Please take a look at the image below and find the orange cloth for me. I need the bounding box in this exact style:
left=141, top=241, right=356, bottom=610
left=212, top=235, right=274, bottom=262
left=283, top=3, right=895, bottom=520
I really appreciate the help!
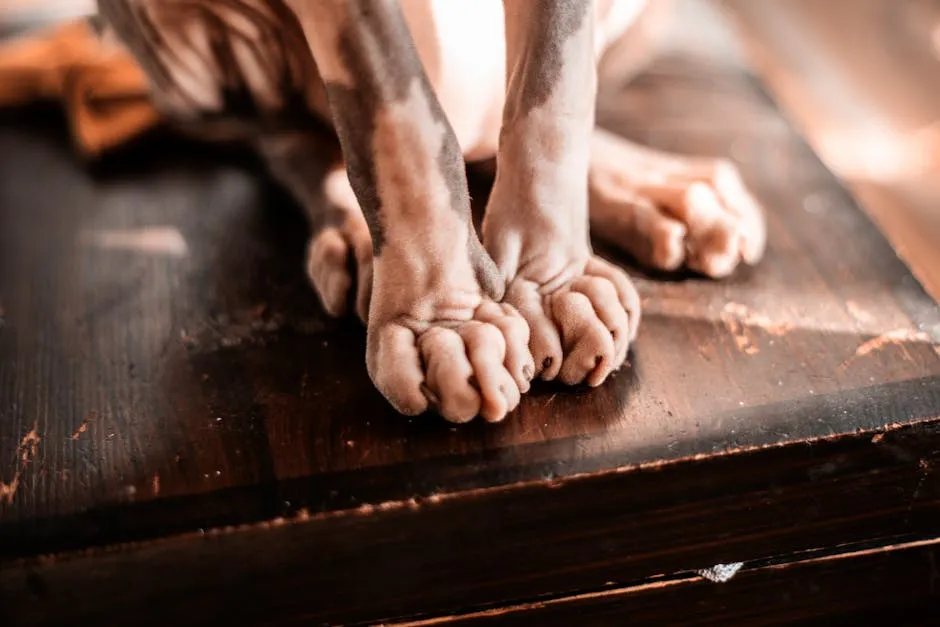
left=0, top=20, right=162, bottom=157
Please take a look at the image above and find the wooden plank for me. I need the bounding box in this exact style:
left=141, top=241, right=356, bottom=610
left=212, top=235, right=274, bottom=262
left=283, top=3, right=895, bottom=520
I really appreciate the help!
left=386, top=538, right=940, bottom=627
left=2, top=417, right=939, bottom=625
left=1, top=1, right=939, bottom=624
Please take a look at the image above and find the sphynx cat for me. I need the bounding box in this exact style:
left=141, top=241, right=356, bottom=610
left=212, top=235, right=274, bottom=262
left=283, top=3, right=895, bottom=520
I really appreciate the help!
left=96, top=0, right=766, bottom=423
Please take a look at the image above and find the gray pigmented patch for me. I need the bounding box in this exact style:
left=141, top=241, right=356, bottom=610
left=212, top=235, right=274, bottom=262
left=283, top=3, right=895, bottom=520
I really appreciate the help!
left=468, top=233, right=505, bottom=301
left=102, top=0, right=491, bottom=278
left=324, top=1, right=470, bottom=256
left=319, top=83, right=387, bottom=251
left=511, top=0, right=592, bottom=118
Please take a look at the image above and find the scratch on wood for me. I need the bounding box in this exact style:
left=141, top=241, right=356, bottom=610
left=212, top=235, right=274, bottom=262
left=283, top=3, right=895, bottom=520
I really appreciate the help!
left=722, top=314, right=758, bottom=355
left=0, top=420, right=41, bottom=504
left=720, top=302, right=793, bottom=355
left=383, top=576, right=691, bottom=626
left=841, top=328, right=938, bottom=369
left=178, top=304, right=286, bottom=352
left=19, top=422, right=40, bottom=463
left=640, top=288, right=910, bottom=338
left=856, top=329, right=931, bottom=357
left=70, top=418, right=91, bottom=440
left=0, top=479, right=17, bottom=504
left=724, top=303, right=794, bottom=336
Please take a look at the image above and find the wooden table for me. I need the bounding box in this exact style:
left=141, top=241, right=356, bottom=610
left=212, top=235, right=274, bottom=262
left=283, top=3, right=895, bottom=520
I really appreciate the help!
left=2, top=3, right=939, bottom=625
left=720, top=0, right=940, bottom=305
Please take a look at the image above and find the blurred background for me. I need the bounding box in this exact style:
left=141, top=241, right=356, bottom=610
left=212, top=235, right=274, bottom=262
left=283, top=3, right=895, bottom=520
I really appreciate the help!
left=0, top=0, right=92, bottom=37
left=1, top=0, right=938, bottom=298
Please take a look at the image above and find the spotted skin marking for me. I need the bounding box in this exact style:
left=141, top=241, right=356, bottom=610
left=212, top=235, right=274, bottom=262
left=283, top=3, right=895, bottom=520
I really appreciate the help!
left=482, top=0, right=642, bottom=388
left=313, top=1, right=503, bottom=298
left=322, top=3, right=469, bottom=258
left=283, top=0, right=527, bottom=421
left=509, top=0, right=593, bottom=119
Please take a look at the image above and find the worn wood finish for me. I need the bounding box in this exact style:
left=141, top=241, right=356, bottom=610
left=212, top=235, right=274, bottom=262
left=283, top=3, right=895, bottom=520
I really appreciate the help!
left=3, top=416, right=940, bottom=625
left=1, top=2, right=940, bottom=624
left=386, top=538, right=940, bottom=627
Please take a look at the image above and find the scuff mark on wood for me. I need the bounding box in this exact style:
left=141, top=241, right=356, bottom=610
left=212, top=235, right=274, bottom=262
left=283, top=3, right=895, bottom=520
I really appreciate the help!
left=176, top=304, right=296, bottom=353
left=0, top=420, right=41, bottom=505
left=639, top=286, right=921, bottom=339
left=0, top=479, right=18, bottom=505
left=841, top=328, right=939, bottom=369
left=720, top=302, right=793, bottom=355
left=856, top=329, right=931, bottom=358
left=70, top=417, right=91, bottom=441
left=18, top=422, right=40, bottom=464
left=721, top=314, right=758, bottom=355
left=723, top=303, right=794, bottom=336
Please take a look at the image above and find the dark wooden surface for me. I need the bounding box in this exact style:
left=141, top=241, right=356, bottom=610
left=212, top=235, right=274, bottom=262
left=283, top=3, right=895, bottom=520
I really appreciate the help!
left=3, top=416, right=939, bottom=625
left=387, top=538, right=940, bottom=627
left=2, top=2, right=940, bottom=625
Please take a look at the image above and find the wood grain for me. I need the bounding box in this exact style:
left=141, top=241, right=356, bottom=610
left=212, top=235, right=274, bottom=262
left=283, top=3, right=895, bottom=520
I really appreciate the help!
left=3, top=415, right=939, bottom=624
left=385, top=538, right=940, bottom=627
left=1, top=1, right=939, bottom=624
